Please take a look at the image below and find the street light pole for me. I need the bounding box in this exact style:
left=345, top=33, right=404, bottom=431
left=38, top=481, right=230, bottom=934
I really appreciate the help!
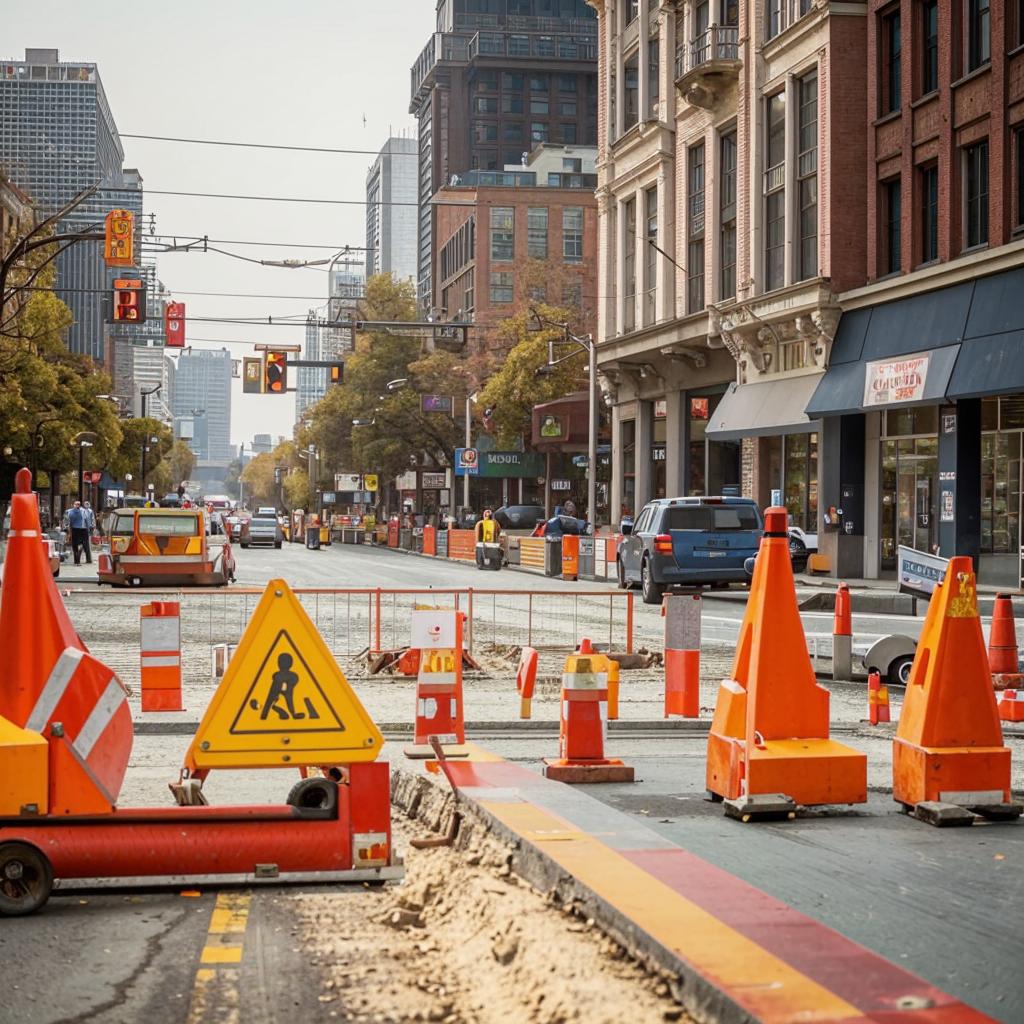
left=140, top=383, right=162, bottom=493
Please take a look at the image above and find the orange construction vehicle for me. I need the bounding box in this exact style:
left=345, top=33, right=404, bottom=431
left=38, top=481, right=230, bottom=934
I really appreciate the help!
left=97, top=507, right=235, bottom=588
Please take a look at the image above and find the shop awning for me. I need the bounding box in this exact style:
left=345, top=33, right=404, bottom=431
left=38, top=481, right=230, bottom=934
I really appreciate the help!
left=706, top=374, right=823, bottom=440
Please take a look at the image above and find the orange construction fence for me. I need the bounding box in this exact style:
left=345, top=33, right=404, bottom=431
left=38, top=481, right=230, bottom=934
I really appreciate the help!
left=447, top=529, right=476, bottom=561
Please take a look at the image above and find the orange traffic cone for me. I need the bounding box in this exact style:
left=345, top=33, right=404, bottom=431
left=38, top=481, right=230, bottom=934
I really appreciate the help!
left=988, top=593, right=1023, bottom=689
left=868, top=670, right=891, bottom=725
left=516, top=646, right=539, bottom=719
left=543, top=638, right=633, bottom=783
left=997, top=689, right=1024, bottom=723
left=0, top=469, right=132, bottom=809
left=405, top=611, right=467, bottom=759
left=893, top=557, right=1020, bottom=824
left=706, top=507, right=866, bottom=815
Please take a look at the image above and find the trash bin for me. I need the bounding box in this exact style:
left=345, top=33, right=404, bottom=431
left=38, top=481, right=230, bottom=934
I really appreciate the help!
left=306, top=529, right=320, bottom=551
left=578, top=536, right=595, bottom=579
left=544, top=536, right=563, bottom=577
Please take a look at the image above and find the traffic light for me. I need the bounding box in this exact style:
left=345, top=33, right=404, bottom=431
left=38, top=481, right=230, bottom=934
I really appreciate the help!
left=264, top=351, right=287, bottom=393
left=104, top=209, right=134, bottom=267
left=111, top=278, right=147, bottom=323
left=329, top=363, right=344, bottom=385
left=165, top=302, right=186, bottom=348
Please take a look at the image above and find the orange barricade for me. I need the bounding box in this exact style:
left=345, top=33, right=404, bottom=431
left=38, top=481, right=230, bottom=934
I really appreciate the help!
left=519, top=536, right=546, bottom=570
left=867, top=670, right=890, bottom=725
left=423, top=525, right=437, bottom=556
left=997, top=689, right=1024, bottom=723
left=516, top=646, right=539, bottom=719
left=446, top=529, right=476, bottom=562
left=561, top=535, right=580, bottom=580
left=663, top=594, right=701, bottom=719
left=406, top=609, right=467, bottom=758
left=140, top=601, right=183, bottom=712
left=705, top=506, right=866, bottom=813
left=893, top=556, right=1019, bottom=821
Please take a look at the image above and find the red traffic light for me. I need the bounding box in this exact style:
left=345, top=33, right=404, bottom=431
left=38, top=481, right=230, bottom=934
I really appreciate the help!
left=165, top=302, right=186, bottom=348
left=265, top=351, right=287, bottom=393
left=111, top=278, right=146, bottom=323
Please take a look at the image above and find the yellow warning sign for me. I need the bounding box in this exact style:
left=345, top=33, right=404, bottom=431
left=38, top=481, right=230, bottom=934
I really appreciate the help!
left=185, top=579, right=383, bottom=770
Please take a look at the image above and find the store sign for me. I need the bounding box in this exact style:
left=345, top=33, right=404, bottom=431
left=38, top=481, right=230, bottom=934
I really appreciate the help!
left=651, top=444, right=666, bottom=461
left=539, top=414, right=563, bottom=437
left=551, top=479, right=572, bottom=491
left=653, top=399, right=667, bottom=419
left=321, top=491, right=337, bottom=505
left=897, top=544, right=949, bottom=598
left=422, top=472, right=447, bottom=489
left=864, top=354, right=930, bottom=407
left=421, top=394, right=453, bottom=414
left=454, top=449, right=544, bottom=478
left=454, top=448, right=479, bottom=475
left=335, top=473, right=362, bottom=491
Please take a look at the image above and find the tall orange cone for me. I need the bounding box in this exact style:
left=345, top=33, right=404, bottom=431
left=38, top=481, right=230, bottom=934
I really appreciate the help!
left=988, top=593, right=1022, bottom=689
left=0, top=469, right=133, bottom=807
left=893, top=557, right=1020, bottom=824
left=706, top=507, right=866, bottom=815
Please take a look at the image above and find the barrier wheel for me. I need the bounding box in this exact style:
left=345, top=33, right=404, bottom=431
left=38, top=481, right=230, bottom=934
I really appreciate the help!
left=129, top=576, right=144, bottom=588
left=0, top=842, right=53, bottom=916
left=286, top=777, right=338, bottom=812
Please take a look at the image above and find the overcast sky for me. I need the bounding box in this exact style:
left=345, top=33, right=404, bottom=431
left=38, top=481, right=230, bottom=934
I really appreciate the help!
left=1, top=0, right=435, bottom=448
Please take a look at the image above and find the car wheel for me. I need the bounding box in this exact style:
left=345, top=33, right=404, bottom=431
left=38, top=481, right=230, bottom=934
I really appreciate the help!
left=641, top=557, right=664, bottom=605
left=616, top=557, right=629, bottom=590
left=789, top=537, right=808, bottom=573
left=889, top=655, right=914, bottom=687
left=0, top=842, right=53, bottom=917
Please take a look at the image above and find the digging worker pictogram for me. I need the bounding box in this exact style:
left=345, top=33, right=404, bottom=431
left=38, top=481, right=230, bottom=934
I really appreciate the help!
left=259, top=652, right=317, bottom=721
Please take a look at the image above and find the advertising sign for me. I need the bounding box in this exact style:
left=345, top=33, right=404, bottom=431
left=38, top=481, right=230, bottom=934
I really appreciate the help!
left=422, top=472, right=447, bottom=489
left=897, top=545, right=949, bottom=598
left=455, top=448, right=480, bottom=476
left=421, top=395, right=453, bottom=414
left=864, top=354, right=930, bottom=407
left=363, top=474, right=378, bottom=492
left=335, top=473, right=362, bottom=491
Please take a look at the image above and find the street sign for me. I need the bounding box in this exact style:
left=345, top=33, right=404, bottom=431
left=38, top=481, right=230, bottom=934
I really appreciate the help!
left=897, top=545, right=949, bottom=598
left=185, top=579, right=383, bottom=768
left=242, top=357, right=263, bottom=394
left=454, top=448, right=479, bottom=476
left=421, top=395, right=453, bottom=414
left=363, top=474, right=378, bottom=492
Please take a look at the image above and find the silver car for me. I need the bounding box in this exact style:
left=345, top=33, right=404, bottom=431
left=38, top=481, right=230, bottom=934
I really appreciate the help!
left=240, top=515, right=283, bottom=549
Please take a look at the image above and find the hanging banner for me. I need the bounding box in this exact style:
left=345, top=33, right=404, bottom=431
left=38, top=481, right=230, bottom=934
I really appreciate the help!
left=864, top=354, right=930, bottom=407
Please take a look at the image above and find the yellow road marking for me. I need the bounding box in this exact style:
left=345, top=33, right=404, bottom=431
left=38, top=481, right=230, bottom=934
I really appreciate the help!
left=186, top=892, right=252, bottom=1024
left=200, top=945, right=244, bottom=964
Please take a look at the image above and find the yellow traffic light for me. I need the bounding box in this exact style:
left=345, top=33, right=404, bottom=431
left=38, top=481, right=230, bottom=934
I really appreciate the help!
left=265, top=351, right=287, bottom=394
left=104, top=210, right=134, bottom=267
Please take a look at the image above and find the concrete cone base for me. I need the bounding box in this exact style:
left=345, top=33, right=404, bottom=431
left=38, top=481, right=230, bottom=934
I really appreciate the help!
left=543, top=758, right=634, bottom=784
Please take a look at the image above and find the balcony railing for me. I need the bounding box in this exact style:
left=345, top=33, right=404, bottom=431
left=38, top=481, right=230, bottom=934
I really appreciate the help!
left=674, top=25, right=740, bottom=79
left=469, top=30, right=597, bottom=62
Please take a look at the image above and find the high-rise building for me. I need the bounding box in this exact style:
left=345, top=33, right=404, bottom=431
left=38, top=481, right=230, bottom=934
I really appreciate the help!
left=365, top=135, right=419, bottom=285
left=252, top=434, right=273, bottom=455
left=409, top=0, right=598, bottom=310
left=296, top=309, right=323, bottom=421
left=324, top=262, right=364, bottom=360
left=170, top=349, right=233, bottom=462
left=0, top=49, right=140, bottom=359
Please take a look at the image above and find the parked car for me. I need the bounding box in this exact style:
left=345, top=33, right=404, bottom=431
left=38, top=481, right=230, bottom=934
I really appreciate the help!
left=223, top=510, right=250, bottom=541
left=493, top=505, right=545, bottom=532
left=617, top=496, right=764, bottom=604
left=240, top=515, right=284, bottom=549
left=788, top=524, right=818, bottom=573
left=159, top=493, right=182, bottom=508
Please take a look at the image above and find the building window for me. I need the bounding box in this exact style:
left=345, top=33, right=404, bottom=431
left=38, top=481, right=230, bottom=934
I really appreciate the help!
left=474, top=96, right=498, bottom=114
left=527, top=207, right=548, bottom=259
left=474, top=123, right=498, bottom=143
left=624, top=51, right=639, bottom=130
left=562, top=282, right=581, bottom=309
left=503, top=94, right=524, bottom=114
left=626, top=0, right=639, bottom=24
left=920, top=164, right=939, bottom=262
left=764, top=93, right=786, bottom=291
left=966, top=0, right=991, bottom=72
left=922, top=0, right=938, bottom=94
left=880, top=8, right=901, bottom=114
left=797, top=73, right=818, bottom=281
left=558, top=75, right=577, bottom=92
left=563, top=207, right=583, bottom=264
left=688, top=142, right=706, bottom=314
left=562, top=123, right=577, bottom=144
left=530, top=97, right=549, bottom=115
left=623, top=198, right=636, bottom=332
left=648, top=35, right=660, bottom=119
left=529, top=74, right=549, bottom=92
left=720, top=131, right=737, bottom=300
left=1016, top=128, right=1024, bottom=231
left=883, top=178, right=901, bottom=274
left=964, top=139, right=989, bottom=248
left=767, top=0, right=782, bottom=39
left=1017, top=0, right=1024, bottom=47
left=560, top=100, right=577, bottom=116
left=502, top=72, right=524, bottom=91
left=489, top=270, right=513, bottom=304
left=644, top=186, right=658, bottom=325
left=531, top=122, right=548, bottom=143
left=503, top=122, right=522, bottom=143
left=490, top=207, right=514, bottom=261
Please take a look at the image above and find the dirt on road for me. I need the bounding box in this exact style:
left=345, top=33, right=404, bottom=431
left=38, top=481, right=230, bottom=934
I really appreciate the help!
left=292, top=819, right=687, bottom=1024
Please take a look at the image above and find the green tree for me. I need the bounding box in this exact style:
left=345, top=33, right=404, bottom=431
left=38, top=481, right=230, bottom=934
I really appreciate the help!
left=166, top=440, right=196, bottom=490
left=282, top=468, right=313, bottom=511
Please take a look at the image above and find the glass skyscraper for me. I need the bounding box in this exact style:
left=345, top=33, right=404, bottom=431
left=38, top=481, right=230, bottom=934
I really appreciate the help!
left=171, top=348, right=233, bottom=463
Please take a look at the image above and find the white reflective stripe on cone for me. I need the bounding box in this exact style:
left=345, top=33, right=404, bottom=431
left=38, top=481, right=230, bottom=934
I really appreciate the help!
left=75, top=677, right=125, bottom=759
left=8, top=529, right=39, bottom=537
left=141, top=617, right=180, bottom=651
left=25, top=648, right=85, bottom=732
left=561, top=671, right=605, bottom=690
left=140, top=654, right=181, bottom=668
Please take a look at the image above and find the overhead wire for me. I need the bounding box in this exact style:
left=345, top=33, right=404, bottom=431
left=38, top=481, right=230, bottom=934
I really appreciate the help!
left=121, top=133, right=382, bottom=156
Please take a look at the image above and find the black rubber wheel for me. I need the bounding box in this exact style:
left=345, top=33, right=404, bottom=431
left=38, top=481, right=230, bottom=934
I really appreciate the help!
left=641, top=558, right=664, bottom=605
left=889, top=655, right=914, bottom=687
left=0, top=842, right=53, bottom=917
left=286, top=777, right=338, bottom=811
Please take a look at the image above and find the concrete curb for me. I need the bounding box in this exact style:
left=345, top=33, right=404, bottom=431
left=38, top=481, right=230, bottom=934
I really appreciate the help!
left=390, top=768, right=744, bottom=1024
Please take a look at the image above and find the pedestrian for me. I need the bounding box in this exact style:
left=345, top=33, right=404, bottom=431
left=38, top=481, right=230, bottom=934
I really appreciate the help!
left=82, top=501, right=97, bottom=563
left=66, top=500, right=89, bottom=565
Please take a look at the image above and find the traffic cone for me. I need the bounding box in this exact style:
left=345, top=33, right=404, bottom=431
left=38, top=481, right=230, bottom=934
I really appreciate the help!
left=868, top=670, right=891, bottom=725
left=832, top=583, right=853, bottom=681
left=0, top=469, right=132, bottom=808
left=543, top=638, right=633, bottom=783
left=893, top=557, right=1020, bottom=823
left=997, top=689, right=1024, bottom=723
left=988, top=594, right=1023, bottom=689
left=706, top=507, right=866, bottom=813
left=404, top=611, right=467, bottom=759
left=516, top=646, right=539, bottom=719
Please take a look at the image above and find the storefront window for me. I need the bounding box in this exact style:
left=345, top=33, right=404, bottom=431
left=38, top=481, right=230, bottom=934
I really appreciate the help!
left=880, top=437, right=938, bottom=570
left=784, top=433, right=818, bottom=532
left=622, top=419, right=636, bottom=516
left=884, top=406, right=939, bottom=436
left=652, top=412, right=667, bottom=499
left=688, top=392, right=740, bottom=496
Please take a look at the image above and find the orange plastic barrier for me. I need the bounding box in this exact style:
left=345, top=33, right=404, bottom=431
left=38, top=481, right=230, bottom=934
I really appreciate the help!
left=423, top=525, right=437, bottom=557
left=663, top=594, right=701, bottom=719
left=446, top=529, right=476, bottom=562
left=561, top=534, right=580, bottom=580
left=543, top=638, right=633, bottom=783
left=893, top=557, right=1016, bottom=815
left=140, top=601, right=182, bottom=712
left=997, top=689, right=1024, bottom=723
left=515, top=646, right=539, bottom=719
left=705, top=506, right=866, bottom=809
left=519, top=536, right=546, bottom=569
left=406, top=610, right=466, bottom=758
left=868, top=670, right=890, bottom=725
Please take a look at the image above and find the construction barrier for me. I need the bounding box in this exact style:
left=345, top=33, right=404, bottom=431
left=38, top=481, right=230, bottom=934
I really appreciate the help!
left=519, top=536, right=546, bottom=569
left=446, top=529, right=475, bottom=562
left=867, top=670, right=891, bottom=725
left=706, top=506, right=866, bottom=817
left=893, top=556, right=1020, bottom=824
left=997, top=689, right=1024, bottom=723
left=435, top=528, right=448, bottom=558
left=405, top=609, right=466, bottom=758
left=663, top=593, right=700, bottom=718
left=422, top=525, right=436, bottom=557
left=139, top=601, right=183, bottom=712
left=543, top=638, right=633, bottom=783
left=832, top=582, right=853, bottom=681
left=561, top=534, right=580, bottom=581
left=515, top=646, right=539, bottom=719
left=988, top=593, right=1023, bottom=689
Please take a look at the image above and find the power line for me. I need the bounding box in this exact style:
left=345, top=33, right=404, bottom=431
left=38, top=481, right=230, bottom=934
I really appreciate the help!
left=27, top=286, right=335, bottom=300
left=143, top=189, right=422, bottom=207
left=121, top=133, right=382, bottom=156
left=147, top=235, right=371, bottom=251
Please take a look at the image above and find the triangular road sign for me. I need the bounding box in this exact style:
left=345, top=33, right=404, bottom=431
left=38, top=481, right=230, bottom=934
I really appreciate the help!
left=186, top=579, right=383, bottom=769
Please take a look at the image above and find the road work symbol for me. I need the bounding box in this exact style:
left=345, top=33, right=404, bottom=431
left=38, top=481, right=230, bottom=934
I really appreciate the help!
left=184, top=578, right=383, bottom=769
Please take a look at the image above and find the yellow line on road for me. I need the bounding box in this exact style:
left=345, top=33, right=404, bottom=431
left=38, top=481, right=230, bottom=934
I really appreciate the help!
left=186, top=892, right=252, bottom=1024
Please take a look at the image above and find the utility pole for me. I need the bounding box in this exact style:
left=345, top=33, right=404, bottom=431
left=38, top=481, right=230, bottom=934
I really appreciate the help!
left=139, top=383, right=162, bottom=493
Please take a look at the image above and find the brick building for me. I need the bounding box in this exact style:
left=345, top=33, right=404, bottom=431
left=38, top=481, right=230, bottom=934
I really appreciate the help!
left=433, top=144, right=598, bottom=348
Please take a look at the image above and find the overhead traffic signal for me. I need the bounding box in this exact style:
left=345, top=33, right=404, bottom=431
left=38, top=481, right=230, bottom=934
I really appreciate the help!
left=165, top=302, right=186, bottom=348
left=104, top=209, right=135, bottom=267
left=329, top=363, right=344, bottom=385
left=111, top=278, right=146, bottom=323
left=264, top=351, right=287, bottom=393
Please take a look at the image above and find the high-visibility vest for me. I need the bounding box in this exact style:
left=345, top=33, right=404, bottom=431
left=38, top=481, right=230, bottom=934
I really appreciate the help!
left=478, top=519, right=498, bottom=543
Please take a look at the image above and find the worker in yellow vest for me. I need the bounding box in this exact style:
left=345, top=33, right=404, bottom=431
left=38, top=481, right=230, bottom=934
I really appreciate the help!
left=474, top=508, right=502, bottom=569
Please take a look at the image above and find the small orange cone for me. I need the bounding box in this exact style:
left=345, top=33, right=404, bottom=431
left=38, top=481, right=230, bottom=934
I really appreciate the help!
left=893, top=557, right=1020, bottom=822
left=868, top=670, right=891, bottom=725
left=988, top=593, right=1023, bottom=689
left=543, top=638, right=633, bottom=783
left=706, top=507, right=866, bottom=812
left=515, top=646, right=539, bottom=719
